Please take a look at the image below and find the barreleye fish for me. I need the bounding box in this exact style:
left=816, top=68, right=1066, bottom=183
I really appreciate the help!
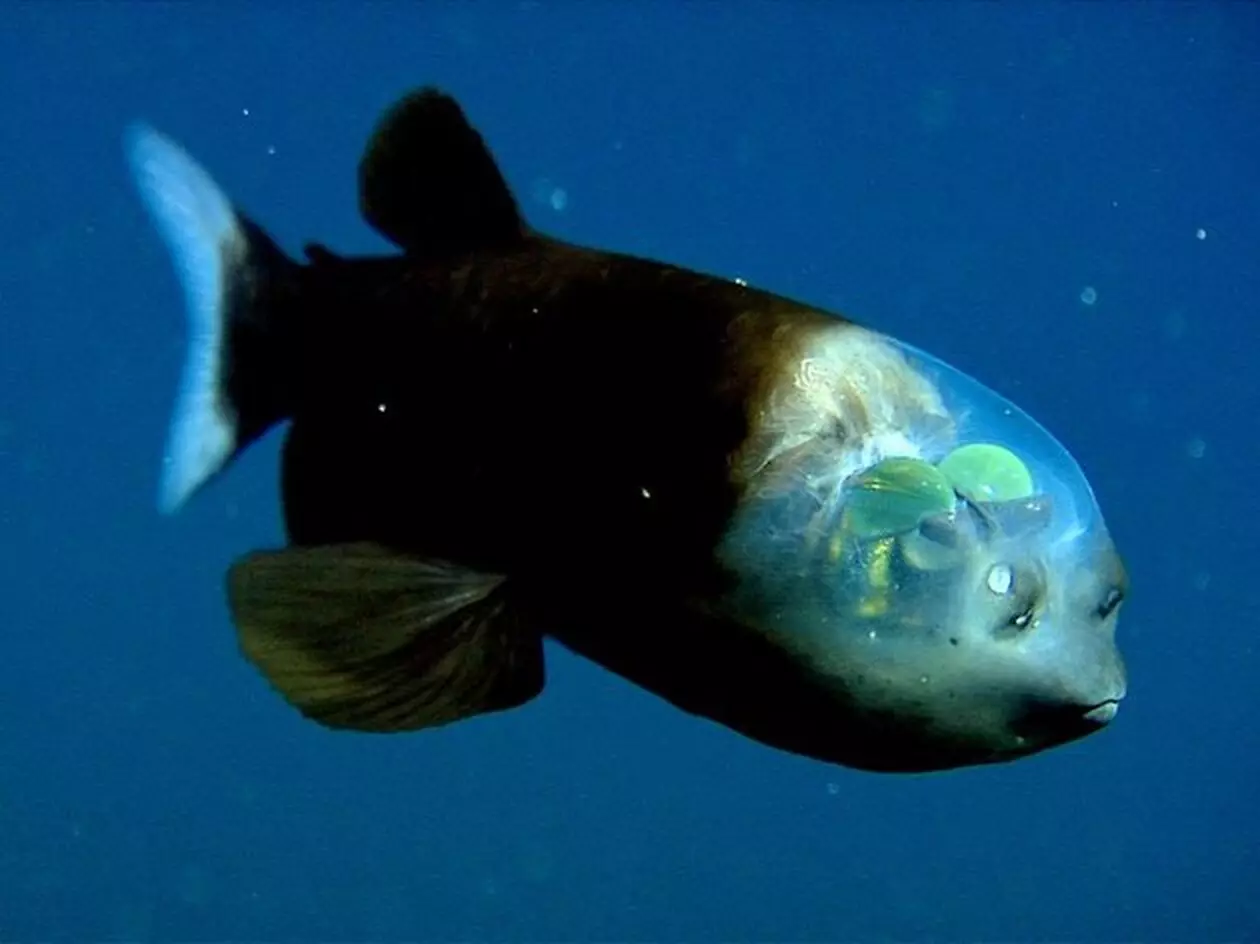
left=125, top=87, right=1127, bottom=773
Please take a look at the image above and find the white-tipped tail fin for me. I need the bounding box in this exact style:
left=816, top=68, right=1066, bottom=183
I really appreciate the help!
left=125, top=123, right=297, bottom=514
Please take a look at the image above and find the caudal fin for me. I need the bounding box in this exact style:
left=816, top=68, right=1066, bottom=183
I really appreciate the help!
left=125, top=124, right=301, bottom=514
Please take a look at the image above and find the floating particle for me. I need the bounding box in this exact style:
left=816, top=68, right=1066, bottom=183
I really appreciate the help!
left=530, top=177, right=569, bottom=213
left=1195, top=228, right=1207, bottom=240
left=1080, top=286, right=1097, bottom=306
left=1186, top=437, right=1206, bottom=460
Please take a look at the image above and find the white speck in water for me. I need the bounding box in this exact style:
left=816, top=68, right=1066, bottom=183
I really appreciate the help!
left=1193, top=572, right=1211, bottom=592
left=1080, top=286, right=1098, bottom=306
left=531, top=178, right=569, bottom=214
left=919, top=675, right=930, bottom=684
left=1195, top=227, right=1208, bottom=241
left=1186, top=437, right=1206, bottom=459
left=640, top=487, right=651, bottom=499
left=734, top=277, right=748, bottom=287
left=867, top=630, right=878, bottom=640
left=266, top=145, right=276, bottom=156
left=377, top=403, right=388, bottom=413
left=242, top=108, right=250, bottom=117
left=826, top=782, right=840, bottom=796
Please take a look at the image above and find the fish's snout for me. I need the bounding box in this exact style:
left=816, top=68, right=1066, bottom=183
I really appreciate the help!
left=1080, top=698, right=1121, bottom=726
left=1069, top=660, right=1127, bottom=730
left=1014, top=676, right=1125, bottom=746
left=1079, top=670, right=1126, bottom=724
left=1045, top=604, right=1128, bottom=732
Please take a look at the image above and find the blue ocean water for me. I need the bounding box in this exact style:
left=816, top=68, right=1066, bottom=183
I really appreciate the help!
left=2, top=3, right=1256, bottom=940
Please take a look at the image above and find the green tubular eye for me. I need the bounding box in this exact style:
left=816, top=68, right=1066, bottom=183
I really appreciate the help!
left=938, top=443, right=1034, bottom=503
left=843, top=456, right=956, bottom=540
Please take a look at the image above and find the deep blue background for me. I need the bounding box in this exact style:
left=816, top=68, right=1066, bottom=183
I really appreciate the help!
left=3, top=3, right=1257, bottom=940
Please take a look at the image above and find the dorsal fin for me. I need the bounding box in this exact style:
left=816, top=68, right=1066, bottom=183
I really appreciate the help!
left=358, top=87, right=527, bottom=258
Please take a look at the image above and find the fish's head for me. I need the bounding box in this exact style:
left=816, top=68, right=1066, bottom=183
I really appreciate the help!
left=715, top=323, right=1128, bottom=773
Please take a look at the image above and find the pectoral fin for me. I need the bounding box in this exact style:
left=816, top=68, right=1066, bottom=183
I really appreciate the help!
left=227, top=542, right=544, bottom=732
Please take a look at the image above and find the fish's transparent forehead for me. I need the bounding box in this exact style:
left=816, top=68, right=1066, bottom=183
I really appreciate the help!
left=720, top=322, right=1111, bottom=592
left=890, top=334, right=1103, bottom=549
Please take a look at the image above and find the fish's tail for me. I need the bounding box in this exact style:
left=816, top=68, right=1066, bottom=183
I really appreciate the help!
left=125, top=123, right=302, bottom=515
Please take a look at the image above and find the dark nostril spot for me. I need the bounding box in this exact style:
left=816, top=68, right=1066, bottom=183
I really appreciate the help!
left=1096, top=585, right=1124, bottom=620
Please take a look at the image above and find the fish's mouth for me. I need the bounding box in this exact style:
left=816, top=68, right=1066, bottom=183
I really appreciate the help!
left=1080, top=698, right=1122, bottom=726
left=1014, top=692, right=1124, bottom=744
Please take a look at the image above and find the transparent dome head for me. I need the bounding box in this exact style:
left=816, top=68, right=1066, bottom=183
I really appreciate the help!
left=714, top=322, right=1126, bottom=770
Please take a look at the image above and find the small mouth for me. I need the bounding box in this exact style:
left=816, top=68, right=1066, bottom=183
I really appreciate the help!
left=1014, top=692, right=1125, bottom=744
left=1081, top=699, right=1121, bottom=725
